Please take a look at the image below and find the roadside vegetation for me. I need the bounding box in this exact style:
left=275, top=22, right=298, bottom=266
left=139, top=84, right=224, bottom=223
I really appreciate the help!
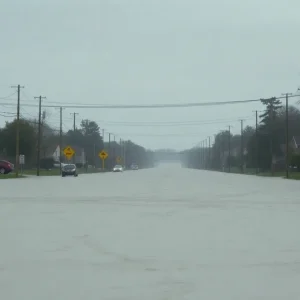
left=0, top=115, right=155, bottom=178
left=181, top=97, right=300, bottom=179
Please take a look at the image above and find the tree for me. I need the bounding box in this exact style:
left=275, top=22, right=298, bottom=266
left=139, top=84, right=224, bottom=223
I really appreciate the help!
left=1, top=119, right=37, bottom=163
left=80, top=119, right=100, bottom=137
left=0, top=116, right=153, bottom=171
left=259, top=97, right=282, bottom=126
left=103, top=140, right=155, bottom=169
left=79, top=119, right=103, bottom=166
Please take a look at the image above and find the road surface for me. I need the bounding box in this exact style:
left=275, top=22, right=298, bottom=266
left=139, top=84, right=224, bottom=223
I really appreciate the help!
left=1, top=163, right=300, bottom=299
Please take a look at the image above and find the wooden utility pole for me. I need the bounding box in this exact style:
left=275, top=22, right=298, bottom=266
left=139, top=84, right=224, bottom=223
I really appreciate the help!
left=255, top=110, right=258, bottom=174
left=11, top=84, right=24, bottom=177
left=282, top=93, right=292, bottom=178
left=108, top=132, right=111, bottom=169
left=240, top=119, right=244, bottom=174
left=270, top=100, right=274, bottom=176
left=70, top=112, right=78, bottom=164
left=60, top=107, right=63, bottom=175
left=205, top=139, right=208, bottom=169
left=34, top=96, right=46, bottom=176
left=123, top=140, right=126, bottom=169
left=70, top=112, right=79, bottom=132
left=208, top=136, right=211, bottom=170
left=228, top=126, right=231, bottom=173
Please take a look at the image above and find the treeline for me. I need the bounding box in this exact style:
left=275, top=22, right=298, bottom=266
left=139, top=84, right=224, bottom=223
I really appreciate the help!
left=181, top=97, right=300, bottom=173
left=0, top=117, right=155, bottom=170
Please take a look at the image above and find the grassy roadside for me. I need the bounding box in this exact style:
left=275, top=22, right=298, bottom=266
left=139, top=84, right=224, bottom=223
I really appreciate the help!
left=208, top=167, right=300, bottom=180
left=257, top=171, right=300, bottom=180
left=0, top=167, right=113, bottom=179
left=0, top=173, right=25, bottom=179
left=224, top=168, right=300, bottom=180
left=22, top=168, right=109, bottom=176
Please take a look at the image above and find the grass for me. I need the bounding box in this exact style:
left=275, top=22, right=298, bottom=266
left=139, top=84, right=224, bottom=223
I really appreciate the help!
left=22, top=167, right=107, bottom=176
left=212, top=167, right=300, bottom=180
left=225, top=168, right=300, bottom=180
left=0, top=173, right=25, bottom=179
left=23, top=169, right=60, bottom=176
left=257, top=171, right=300, bottom=180
left=228, top=167, right=257, bottom=175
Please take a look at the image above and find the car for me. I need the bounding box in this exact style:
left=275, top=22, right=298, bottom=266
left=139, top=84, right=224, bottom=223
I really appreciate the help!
left=130, top=163, right=139, bottom=170
left=0, top=160, right=14, bottom=174
left=62, top=164, right=78, bottom=177
left=113, top=165, right=123, bottom=172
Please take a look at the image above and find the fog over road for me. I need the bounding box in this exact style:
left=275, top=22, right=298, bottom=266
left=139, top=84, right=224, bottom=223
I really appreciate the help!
left=1, top=163, right=300, bottom=299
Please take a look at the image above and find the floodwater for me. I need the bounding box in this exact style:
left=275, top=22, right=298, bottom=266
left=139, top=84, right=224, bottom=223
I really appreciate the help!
left=1, top=163, right=300, bottom=299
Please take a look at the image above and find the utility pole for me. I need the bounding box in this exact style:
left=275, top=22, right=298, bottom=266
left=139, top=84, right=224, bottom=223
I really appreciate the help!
left=123, top=140, right=126, bottom=169
left=108, top=133, right=111, bottom=169
left=113, top=135, right=116, bottom=166
left=70, top=112, right=79, bottom=132
left=102, top=129, right=105, bottom=143
left=70, top=112, right=78, bottom=164
left=202, top=140, right=205, bottom=169
left=282, top=93, right=292, bottom=179
left=240, top=119, right=244, bottom=174
left=11, top=84, right=24, bottom=178
left=205, top=139, right=207, bottom=169
left=270, top=100, right=274, bottom=176
left=204, top=139, right=206, bottom=169
left=228, top=126, right=231, bottom=173
left=255, top=111, right=258, bottom=174
left=208, top=136, right=211, bottom=170
left=119, top=138, right=122, bottom=166
left=199, top=142, right=201, bottom=169
left=34, top=96, right=46, bottom=176
left=59, top=107, right=63, bottom=175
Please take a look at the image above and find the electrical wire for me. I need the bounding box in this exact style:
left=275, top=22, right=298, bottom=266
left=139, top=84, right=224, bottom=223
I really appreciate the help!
left=99, top=117, right=253, bottom=127
left=0, top=92, right=17, bottom=100
left=108, top=133, right=213, bottom=137
left=0, top=113, right=15, bottom=118
left=0, top=94, right=299, bottom=109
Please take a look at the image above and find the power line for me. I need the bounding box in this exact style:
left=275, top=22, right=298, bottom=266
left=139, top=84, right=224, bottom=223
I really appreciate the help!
left=0, top=94, right=299, bottom=109
left=99, top=117, right=253, bottom=127
left=109, top=133, right=216, bottom=137
left=0, top=92, right=17, bottom=100
left=0, top=113, right=16, bottom=118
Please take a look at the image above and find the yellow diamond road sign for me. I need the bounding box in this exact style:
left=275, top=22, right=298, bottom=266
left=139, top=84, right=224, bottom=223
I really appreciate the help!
left=63, top=146, right=75, bottom=160
left=99, top=150, right=108, bottom=160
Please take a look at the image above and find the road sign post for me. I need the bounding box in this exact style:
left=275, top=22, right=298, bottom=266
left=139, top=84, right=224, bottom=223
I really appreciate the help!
left=63, top=146, right=75, bottom=161
left=19, top=154, right=25, bottom=175
left=99, top=150, right=108, bottom=170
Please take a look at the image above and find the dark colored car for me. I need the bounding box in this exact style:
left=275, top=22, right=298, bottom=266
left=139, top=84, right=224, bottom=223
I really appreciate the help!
left=0, top=160, right=14, bottom=174
left=62, top=164, right=78, bottom=177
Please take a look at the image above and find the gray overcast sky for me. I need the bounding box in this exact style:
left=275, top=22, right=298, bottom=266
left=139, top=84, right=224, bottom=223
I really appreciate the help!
left=1, top=0, right=300, bottom=150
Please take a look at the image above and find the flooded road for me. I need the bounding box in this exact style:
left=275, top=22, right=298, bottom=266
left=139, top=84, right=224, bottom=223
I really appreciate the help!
left=1, top=163, right=300, bottom=299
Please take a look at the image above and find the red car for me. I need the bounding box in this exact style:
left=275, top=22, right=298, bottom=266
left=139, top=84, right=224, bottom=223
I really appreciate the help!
left=0, top=160, right=14, bottom=174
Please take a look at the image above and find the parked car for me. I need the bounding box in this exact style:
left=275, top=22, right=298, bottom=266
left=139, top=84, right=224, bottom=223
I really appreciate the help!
left=0, top=160, right=14, bottom=174
left=62, top=164, right=78, bottom=177
left=113, top=165, right=123, bottom=172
